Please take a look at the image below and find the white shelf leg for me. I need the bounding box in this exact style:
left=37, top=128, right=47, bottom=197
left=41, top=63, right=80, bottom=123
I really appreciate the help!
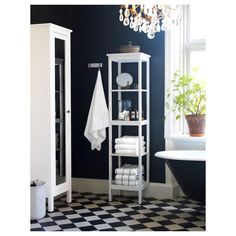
left=108, top=58, right=112, bottom=202
left=48, top=196, right=54, bottom=212
left=146, top=58, right=150, bottom=198
left=138, top=190, right=142, bottom=204
left=138, top=59, right=143, bottom=205
left=118, top=62, right=122, bottom=196
left=66, top=189, right=72, bottom=203
left=109, top=188, right=112, bottom=201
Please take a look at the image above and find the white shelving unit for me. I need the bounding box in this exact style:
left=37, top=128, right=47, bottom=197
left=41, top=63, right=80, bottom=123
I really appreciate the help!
left=107, top=52, right=150, bottom=204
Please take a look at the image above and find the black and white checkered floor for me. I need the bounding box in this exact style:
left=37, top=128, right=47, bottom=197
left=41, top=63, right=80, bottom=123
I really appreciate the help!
left=30, top=192, right=205, bottom=231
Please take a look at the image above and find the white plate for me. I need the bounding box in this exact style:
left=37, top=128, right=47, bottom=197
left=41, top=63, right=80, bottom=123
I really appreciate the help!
left=116, top=73, right=133, bottom=87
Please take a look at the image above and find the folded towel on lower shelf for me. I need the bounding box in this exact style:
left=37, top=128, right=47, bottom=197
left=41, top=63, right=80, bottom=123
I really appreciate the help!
left=115, top=164, right=144, bottom=175
left=115, top=147, right=146, bottom=156
left=114, top=142, right=145, bottom=150
left=115, top=179, right=144, bottom=186
left=115, top=174, right=143, bottom=181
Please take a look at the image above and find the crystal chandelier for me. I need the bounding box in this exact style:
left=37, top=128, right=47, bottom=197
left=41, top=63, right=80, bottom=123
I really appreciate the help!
left=119, top=4, right=182, bottom=39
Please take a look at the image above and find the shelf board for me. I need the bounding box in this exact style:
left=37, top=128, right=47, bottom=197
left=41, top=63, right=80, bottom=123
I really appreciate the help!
left=111, top=152, right=147, bottom=157
left=106, top=52, right=151, bottom=63
left=111, top=181, right=149, bottom=191
left=56, top=118, right=63, bottom=123
left=111, top=120, right=147, bottom=126
left=111, top=89, right=147, bottom=92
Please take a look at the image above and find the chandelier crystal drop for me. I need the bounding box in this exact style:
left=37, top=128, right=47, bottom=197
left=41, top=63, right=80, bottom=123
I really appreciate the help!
left=119, top=4, right=182, bottom=39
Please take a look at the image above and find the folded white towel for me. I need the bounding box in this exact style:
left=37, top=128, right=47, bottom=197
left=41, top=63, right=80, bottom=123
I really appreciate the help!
left=114, top=143, right=145, bottom=150
left=84, top=70, right=109, bottom=151
left=123, top=135, right=144, bottom=139
left=115, top=147, right=146, bottom=156
left=115, top=174, right=144, bottom=181
left=115, top=136, right=145, bottom=144
left=115, top=179, right=144, bottom=186
left=115, top=144, right=137, bottom=150
left=115, top=165, right=144, bottom=175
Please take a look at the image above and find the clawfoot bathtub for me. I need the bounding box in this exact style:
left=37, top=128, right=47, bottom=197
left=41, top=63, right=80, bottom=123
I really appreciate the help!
left=155, top=150, right=206, bottom=202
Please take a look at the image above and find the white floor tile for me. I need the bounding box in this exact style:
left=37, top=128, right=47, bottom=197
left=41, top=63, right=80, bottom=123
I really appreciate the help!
left=74, top=221, right=91, bottom=228
left=94, top=224, right=112, bottom=230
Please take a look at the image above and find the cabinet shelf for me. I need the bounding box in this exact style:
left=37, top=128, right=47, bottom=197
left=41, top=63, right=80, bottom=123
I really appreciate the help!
left=111, top=89, right=147, bottom=92
left=111, top=120, right=147, bottom=126
left=111, top=181, right=149, bottom=191
left=56, top=118, right=64, bottom=123
left=111, top=152, right=147, bottom=157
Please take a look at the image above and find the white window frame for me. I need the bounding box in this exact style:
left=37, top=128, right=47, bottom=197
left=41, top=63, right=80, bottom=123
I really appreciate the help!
left=164, top=5, right=206, bottom=149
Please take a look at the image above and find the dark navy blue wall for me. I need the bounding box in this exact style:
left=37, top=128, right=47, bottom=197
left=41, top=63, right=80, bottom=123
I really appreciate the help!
left=31, top=5, right=166, bottom=183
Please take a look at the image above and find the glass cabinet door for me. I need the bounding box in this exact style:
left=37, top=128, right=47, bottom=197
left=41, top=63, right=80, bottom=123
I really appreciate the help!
left=55, top=38, right=66, bottom=185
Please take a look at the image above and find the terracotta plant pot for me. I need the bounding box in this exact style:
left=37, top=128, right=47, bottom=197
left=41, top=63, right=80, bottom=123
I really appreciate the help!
left=185, top=114, right=206, bottom=137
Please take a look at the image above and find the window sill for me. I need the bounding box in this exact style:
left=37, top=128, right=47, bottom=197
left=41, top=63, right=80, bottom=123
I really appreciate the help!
left=165, top=135, right=206, bottom=143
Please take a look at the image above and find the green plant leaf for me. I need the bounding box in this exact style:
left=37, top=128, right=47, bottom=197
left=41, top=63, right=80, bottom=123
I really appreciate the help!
left=165, top=68, right=206, bottom=119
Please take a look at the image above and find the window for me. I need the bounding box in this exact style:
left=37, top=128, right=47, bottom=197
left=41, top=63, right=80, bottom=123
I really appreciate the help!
left=165, top=5, right=206, bottom=138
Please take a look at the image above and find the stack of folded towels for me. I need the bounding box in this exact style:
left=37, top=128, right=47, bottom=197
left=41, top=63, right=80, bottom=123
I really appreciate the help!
left=115, top=164, right=144, bottom=186
left=114, top=136, right=146, bottom=155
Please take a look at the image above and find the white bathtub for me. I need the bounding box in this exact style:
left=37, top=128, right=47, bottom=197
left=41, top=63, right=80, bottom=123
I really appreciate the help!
left=155, top=150, right=206, bottom=161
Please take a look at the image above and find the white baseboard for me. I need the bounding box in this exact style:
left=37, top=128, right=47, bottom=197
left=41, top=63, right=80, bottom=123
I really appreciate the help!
left=72, top=178, right=183, bottom=199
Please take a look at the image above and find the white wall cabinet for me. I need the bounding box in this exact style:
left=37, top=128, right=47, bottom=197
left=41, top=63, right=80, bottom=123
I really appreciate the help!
left=107, top=53, right=150, bottom=204
left=31, top=23, right=72, bottom=212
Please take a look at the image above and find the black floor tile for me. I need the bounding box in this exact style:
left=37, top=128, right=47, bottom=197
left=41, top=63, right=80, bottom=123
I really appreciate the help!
left=179, top=222, right=197, bottom=228
left=30, top=220, right=38, bottom=224
left=126, top=210, right=140, bottom=215
left=31, top=228, right=45, bottom=231
left=151, top=226, right=170, bottom=231
left=144, top=212, right=158, bottom=217
left=39, top=221, right=57, bottom=227
left=158, top=220, right=175, bottom=226
left=99, top=214, right=115, bottom=219
left=62, top=210, right=78, bottom=215
left=70, top=217, right=86, bottom=223
left=109, top=221, right=126, bottom=228
left=59, top=223, right=77, bottom=229
left=137, top=217, right=154, bottom=223
left=106, top=209, right=121, bottom=214
left=184, top=216, right=201, bottom=222
left=100, top=228, right=117, bottom=231
left=117, top=216, right=133, bottom=221
left=79, top=212, right=95, bottom=217
left=52, top=215, right=67, bottom=221
left=80, top=226, right=97, bottom=231
left=164, top=214, right=179, bottom=220
left=130, top=224, right=148, bottom=230
left=89, top=219, right=106, bottom=225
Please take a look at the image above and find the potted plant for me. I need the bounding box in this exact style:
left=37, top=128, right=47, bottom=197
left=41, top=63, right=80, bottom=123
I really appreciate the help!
left=166, top=68, right=206, bottom=137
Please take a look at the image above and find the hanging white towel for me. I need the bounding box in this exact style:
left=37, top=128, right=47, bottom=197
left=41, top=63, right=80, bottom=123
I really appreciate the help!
left=84, top=70, right=109, bottom=151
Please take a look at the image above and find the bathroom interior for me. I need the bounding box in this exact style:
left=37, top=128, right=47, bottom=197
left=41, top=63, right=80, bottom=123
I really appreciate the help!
left=30, top=4, right=206, bottom=232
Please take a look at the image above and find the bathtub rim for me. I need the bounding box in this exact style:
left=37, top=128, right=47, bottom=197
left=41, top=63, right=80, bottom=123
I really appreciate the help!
left=155, top=150, right=206, bottom=162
